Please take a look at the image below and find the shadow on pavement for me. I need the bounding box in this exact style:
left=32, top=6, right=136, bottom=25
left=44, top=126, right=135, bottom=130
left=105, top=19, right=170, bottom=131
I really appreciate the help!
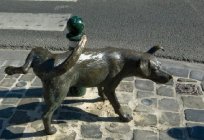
left=168, top=126, right=204, bottom=140
left=0, top=88, right=120, bottom=139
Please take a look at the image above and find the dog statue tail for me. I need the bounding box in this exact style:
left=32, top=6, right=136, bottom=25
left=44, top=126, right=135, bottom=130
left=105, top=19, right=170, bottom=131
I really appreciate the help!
left=146, top=45, right=164, bottom=55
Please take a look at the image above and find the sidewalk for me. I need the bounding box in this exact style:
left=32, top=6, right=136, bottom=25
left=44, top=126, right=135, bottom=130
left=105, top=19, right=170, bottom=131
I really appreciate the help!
left=0, top=49, right=204, bottom=140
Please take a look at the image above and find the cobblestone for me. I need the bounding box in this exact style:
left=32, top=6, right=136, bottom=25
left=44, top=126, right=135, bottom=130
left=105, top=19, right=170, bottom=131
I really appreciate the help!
left=0, top=105, right=15, bottom=118
left=158, top=98, right=180, bottom=112
left=134, top=112, right=157, bottom=126
left=185, top=109, right=204, bottom=122
left=81, top=124, right=102, bottom=139
left=0, top=78, right=16, bottom=87
left=133, top=129, right=157, bottom=140
left=181, top=96, right=204, bottom=109
left=105, top=123, right=131, bottom=134
left=157, top=86, right=174, bottom=97
left=136, top=91, right=154, bottom=98
left=9, top=110, right=31, bottom=125
left=190, top=70, right=204, bottom=81
left=159, top=112, right=181, bottom=126
left=1, top=92, right=22, bottom=105
left=1, top=126, right=25, bottom=139
left=116, top=81, right=133, bottom=92
left=135, top=79, right=154, bottom=91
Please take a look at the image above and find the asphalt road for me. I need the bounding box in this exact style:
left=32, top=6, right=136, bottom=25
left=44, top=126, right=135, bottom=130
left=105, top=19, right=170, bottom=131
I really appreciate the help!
left=0, top=0, right=203, bottom=63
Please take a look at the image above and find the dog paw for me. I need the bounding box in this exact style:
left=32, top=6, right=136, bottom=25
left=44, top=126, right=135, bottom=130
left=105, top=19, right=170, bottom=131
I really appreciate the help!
left=45, top=126, right=57, bottom=135
left=5, top=66, right=15, bottom=75
left=119, top=113, right=133, bottom=122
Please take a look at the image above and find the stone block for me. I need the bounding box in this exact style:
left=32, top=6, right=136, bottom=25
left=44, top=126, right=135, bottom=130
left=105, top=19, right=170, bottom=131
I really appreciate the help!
left=185, top=109, right=204, bottom=122
left=133, top=129, right=157, bottom=140
left=81, top=124, right=102, bottom=139
left=17, top=98, right=40, bottom=111
left=19, top=74, right=35, bottom=82
left=158, top=98, right=180, bottom=112
left=116, top=81, right=133, bottom=92
left=105, top=123, right=130, bottom=134
left=135, top=79, right=154, bottom=91
left=181, top=96, right=204, bottom=109
left=190, top=70, right=204, bottom=81
left=186, top=123, right=204, bottom=140
left=134, top=113, right=157, bottom=126
left=0, top=105, right=15, bottom=118
left=159, top=112, right=180, bottom=126
left=1, top=93, right=22, bottom=105
left=136, top=91, right=154, bottom=98
left=157, top=86, right=174, bottom=97
left=0, top=78, right=16, bottom=87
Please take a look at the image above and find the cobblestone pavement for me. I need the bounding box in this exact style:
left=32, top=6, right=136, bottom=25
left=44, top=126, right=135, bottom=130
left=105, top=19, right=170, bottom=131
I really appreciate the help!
left=0, top=50, right=204, bottom=140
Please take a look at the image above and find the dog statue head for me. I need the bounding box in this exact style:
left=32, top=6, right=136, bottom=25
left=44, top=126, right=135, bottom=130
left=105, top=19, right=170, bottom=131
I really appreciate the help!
left=140, top=46, right=172, bottom=83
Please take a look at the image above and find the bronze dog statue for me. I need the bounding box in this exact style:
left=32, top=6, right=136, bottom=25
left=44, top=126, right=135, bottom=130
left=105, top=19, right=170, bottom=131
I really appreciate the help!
left=5, top=43, right=172, bottom=135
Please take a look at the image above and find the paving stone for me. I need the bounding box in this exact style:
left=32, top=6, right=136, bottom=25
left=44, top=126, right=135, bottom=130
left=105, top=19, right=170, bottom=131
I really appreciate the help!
left=159, top=112, right=180, bottom=126
left=158, top=98, right=179, bottom=112
left=185, top=109, right=204, bottom=122
left=157, top=86, right=174, bottom=97
left=116, top=81, right=133, bottom=92
left=185, top=123, right=204, bottom=140
left=136, top=91, right=154, bottom=98
left=190, top=70, right=204, bottom=81
left=19, top=74, right=35, bottom=82
left=135, top=79, right=154, bottom=91
left=31, top=77, right=42, bottom=87
left=133, top=129, right=157, bottom=140
left=5, top=74, right=21, bottom=79
left=176, top=83, right=202, bottom=95
left=16, top=80, right=27, bottom=88
left=10, top=87, right=26, bottom=94
left=81, top=124, right=102, bottom=139
left=1, top=126, right=25, bottom=139
left=135, top=98, right=157, bottom=113
left=1, top=92, right=22, bottom=105
left=116, top=92, right=133, bottom=104
left=120, top=105, right=133, bottom=117
left=166, top=66, right=189, bottom=78
left=105, top=123, right=130, bottom=134
left=17, top=98, right=40, bottom=111
left=55, top=131, right=76, bottom=140
left=0, top=87, right=9, bottom=97
left=0, top=78, right=16, bottom=87
left=25, top=88, right=43, bottom=97
left=0, top=105, right=15, bottom=118
left=181, top=96, right=204, bottom=109
left=134, top=113, right=157, bottom=126
left=9, top=110, right=31, bottom=125
left=159, top=128, right=187, bottom=140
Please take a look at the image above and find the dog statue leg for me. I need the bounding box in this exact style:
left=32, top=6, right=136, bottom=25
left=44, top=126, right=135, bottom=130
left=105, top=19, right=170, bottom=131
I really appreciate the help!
left=104, top=79, right=133, bottom=122
left=97, top=86, right=107, bottom=101
left=5, top=51, right=34, bottom=75
left=42, top=85, right=69, bottom=135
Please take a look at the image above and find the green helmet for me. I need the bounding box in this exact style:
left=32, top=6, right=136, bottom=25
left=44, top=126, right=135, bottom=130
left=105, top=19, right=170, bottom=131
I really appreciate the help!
left=66, top=16, right=85, bottom=41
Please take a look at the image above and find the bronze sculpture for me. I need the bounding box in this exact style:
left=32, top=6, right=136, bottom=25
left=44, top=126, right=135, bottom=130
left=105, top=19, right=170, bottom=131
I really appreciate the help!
left=5, top=16, right=172, bottom=135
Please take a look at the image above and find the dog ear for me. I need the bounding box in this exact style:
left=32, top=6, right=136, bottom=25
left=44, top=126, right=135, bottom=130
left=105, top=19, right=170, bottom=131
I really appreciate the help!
left=146, top=45, right=164, bottom=55
left=140, top=59, right=151, bottom=77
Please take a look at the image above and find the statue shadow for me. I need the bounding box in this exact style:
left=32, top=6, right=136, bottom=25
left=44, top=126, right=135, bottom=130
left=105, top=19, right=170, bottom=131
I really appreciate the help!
left=167, top=126, right=204, bottom=140
left=0, top=87, right=121, bottom=139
